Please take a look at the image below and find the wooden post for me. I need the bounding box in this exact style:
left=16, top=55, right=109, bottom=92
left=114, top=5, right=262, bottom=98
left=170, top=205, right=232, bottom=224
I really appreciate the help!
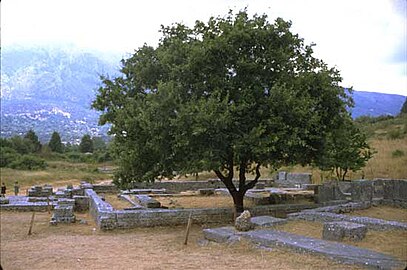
left=183, top=212, right=193, bottom=245
left=28, top=212, right=35, bottom=236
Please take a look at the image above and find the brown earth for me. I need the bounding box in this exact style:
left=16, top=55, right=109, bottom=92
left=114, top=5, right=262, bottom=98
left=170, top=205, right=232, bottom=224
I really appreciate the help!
left=273, top=206, right=407, bottom=261
left=1, top=212, right=362, bottom=270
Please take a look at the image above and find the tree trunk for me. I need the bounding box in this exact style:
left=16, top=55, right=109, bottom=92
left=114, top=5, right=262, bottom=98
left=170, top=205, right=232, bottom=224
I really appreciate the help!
left=232, top=191, right=245, bottom=216
left=215, top=162, right=262, bottom=218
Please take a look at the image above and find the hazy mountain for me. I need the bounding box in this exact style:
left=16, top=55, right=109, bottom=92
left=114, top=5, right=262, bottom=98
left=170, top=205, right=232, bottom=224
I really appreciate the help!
left=1, top=46, right=120, bottom=143
left=1, top=46, right=405, bottom=143
left=350, top=91, right=406, bottom=118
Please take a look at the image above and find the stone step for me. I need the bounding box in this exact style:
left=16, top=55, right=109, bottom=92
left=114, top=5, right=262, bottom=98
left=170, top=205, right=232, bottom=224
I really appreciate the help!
left=250, top=216, right=287, bottom=227
left=244, top=230, right=404, bottom=270
left=203, top=227, right=405, bottom=269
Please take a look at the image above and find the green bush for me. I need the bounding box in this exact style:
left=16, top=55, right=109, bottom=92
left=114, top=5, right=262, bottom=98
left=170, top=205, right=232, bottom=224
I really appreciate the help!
left=9, top=155, right=47, bottom=170
left=387, top=129, right=404, bottom=140
left=392, top=149, right=405, bottom=158
left=0, top=147, right=19, bottom=167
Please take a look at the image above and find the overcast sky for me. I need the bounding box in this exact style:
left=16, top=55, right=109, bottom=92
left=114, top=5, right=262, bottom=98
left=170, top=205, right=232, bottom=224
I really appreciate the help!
left=1, top=0, right=406, bottom=96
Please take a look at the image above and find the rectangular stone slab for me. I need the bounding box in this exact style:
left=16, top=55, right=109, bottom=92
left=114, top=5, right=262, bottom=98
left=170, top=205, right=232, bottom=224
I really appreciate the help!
left=251, top=216, right=287, bottom=227
left=244, top=230, right=404, bottom=270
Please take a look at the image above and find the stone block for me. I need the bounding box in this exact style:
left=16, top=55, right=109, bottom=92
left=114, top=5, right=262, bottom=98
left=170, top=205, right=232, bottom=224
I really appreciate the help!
left=58, top=198, right=75, bottom=206
left=254, top=182, right=265, bottom=189
left=134, top=195, right=161, bottom=208
left=203, top=226, right=237, bottom=243
left=372, top=179, right=384, bottom=199
left=245, top=193, right=270, bottom=205
left=0, top=197, right=9, bottom=204
left=323, top=221, right=367, bottom=241
left=198, top=188, right=215, bottom=196
left=251, top=216, right=287, bottom=227
left=315, top=181, right=346, bottom=203
left=351, top=180, right=373, bottom=202
left=73, top=195, right=89, bottom=212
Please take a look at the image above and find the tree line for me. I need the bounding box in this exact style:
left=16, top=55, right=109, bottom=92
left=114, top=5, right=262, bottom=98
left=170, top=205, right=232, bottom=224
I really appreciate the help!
left=0, top=130, right=111, bottom=170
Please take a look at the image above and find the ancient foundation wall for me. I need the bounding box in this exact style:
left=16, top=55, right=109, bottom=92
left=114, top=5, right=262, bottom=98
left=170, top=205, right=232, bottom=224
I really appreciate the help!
left=85, top=188, right=318, bottom=230
left=130, top=179, right=274, bottom=193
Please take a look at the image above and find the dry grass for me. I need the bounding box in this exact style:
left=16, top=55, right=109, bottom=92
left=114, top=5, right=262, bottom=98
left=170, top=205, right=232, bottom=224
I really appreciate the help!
left=274, top=207, right=407, bottom=261
left=347, top=205, right=407, bottom=223
left=0, top=161, right=113, bottom=192
left=102, top=194, right=134, bottom=210
left=1, top=212, right=362, bottom=270
left=173, top=136, right=407, bottom=184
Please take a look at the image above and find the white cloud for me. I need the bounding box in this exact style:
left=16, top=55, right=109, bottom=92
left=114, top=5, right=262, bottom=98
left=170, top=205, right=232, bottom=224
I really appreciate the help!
left=1, top=0, right=406, bottom=95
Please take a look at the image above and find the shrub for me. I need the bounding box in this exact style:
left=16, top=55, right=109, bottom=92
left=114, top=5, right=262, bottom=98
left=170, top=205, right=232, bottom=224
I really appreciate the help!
left=0, top=147, right=19, bottom=167
left=9, top=155, right=47, bottom=170
left=387, top=129, right=404, bottom=140
left=392, top=149, right=405, bottom=158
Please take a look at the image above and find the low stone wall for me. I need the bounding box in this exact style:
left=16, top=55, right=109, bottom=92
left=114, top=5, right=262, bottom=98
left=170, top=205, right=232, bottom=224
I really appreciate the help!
left=130, top=179, right=274, bottom=193
left=275, top=172, right=312, bottom=187
left=86, top=188, right=320, bottom=230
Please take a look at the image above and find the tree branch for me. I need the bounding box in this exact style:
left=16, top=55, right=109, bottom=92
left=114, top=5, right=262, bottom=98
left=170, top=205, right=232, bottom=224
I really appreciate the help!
left=244, top=163, right=261, bottom=191
left=215, top=169, right=237, bottom=193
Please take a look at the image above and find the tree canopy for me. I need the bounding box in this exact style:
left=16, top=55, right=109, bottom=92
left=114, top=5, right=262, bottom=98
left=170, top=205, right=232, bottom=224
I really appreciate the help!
left=49, top=131, right=63, bottom=153
left=93, top=10, right=360, bottom=213
left=79, top=134, right=94, bottom=153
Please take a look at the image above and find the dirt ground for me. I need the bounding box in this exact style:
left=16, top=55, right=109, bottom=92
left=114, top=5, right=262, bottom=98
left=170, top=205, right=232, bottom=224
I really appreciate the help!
left=1, top=212, right=363, bottom=270
left=274, top=206, right=407, bottom=261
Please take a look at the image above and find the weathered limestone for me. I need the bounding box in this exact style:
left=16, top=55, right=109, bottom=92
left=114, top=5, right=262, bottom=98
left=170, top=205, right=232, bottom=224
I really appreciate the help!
left=250, top=216, right=287, bottom=227
left=50, top=205, right=76, bottom=224
left=315, top=181, right=347, bottom=204
left=203, top=227, right=239, bottom=243
left=0, top=197, right=9, bottom=204
left=243, top=230, right=404, bottom=270
left=134, top=195, right=161, bottom=208
left=28, top=185, right=53, bottom=197
left=275, top=172, right=312, bottom=187
left=322, top=221, right=367, bottom=241
left=235, top=210, right=255, bottom=231
left=289, top=210, right=407, bottom=231
left=73, top=195, right=89, bottom=212
left=351, top=180, right=373, bottom=202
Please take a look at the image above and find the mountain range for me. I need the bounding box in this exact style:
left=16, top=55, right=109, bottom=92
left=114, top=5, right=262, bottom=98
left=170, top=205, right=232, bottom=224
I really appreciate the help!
left=1, top=46, right=406, bottom=143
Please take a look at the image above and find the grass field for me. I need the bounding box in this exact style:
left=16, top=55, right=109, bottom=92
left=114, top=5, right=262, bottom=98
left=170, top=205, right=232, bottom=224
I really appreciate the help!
left=0, top=161, right=114, bottom=192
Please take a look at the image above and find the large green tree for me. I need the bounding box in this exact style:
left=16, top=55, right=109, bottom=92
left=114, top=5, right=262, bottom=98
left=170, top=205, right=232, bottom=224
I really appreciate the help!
left=79, top=134, right=94, bottom=153
left=93, top=10, right=355, bottom=213
left=24, top=130, right=42, bottom=153
left=49, top=131, right=63, bottom=153
left=315, top=117, right=373, bottom=181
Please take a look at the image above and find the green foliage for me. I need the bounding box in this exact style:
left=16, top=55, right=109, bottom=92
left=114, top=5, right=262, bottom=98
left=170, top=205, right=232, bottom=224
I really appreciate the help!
left=93, top=10, right=354, bottom=212
left=79, top=134, right=94, bottom=153
left=387, top=128, right=405, bottom=140
left=392, top=149, right=405, bottom=158
left=315, top=118, right=373, bottom=181
left=24, top=130, right=42, bottom=152
left=49, top=131, right=63, bottom=153
left=9, top=155, right=47, bottom=170
left=0, top=147, right=19, bottom=167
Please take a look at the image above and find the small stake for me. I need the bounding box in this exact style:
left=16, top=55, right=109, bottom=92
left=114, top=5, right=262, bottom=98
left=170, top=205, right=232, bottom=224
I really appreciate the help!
left=183, top=212, right=193, bottom=245
left=28, top=212, right=36, bottom=236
